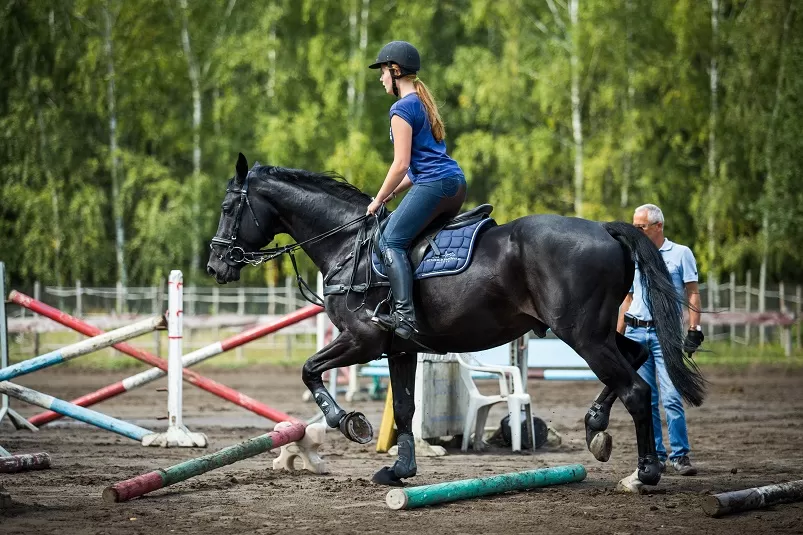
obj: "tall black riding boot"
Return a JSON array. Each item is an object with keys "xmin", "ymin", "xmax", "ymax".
[{"xmin": 371, "ymin": 248, "xmax": 418, "ymax": 339}]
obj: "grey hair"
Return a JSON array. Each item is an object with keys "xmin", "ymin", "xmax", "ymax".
[{"xmin": 634, "ymin": 203, "xmax": 664, "ymax": 225}]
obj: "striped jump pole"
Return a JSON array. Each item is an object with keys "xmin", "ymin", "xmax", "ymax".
[
  {"xmin": 0, "ymin": 444, "xmax": 51, "ymax": 474},
  {"xmin": 385, "ymin": 464, "xmax": 587, "ymax": 510},
  {"xmin": 702, "ymin": 480, "xmax": 803, "ymax": 518},
  {"xmin": 103, "ymin": 420, "xmax": 307, "ymax": 503},
  {"xmin": 0, "ymin": 315, "xmax": 165, "ymax": 382},
  {"xmin": 9, "ymin": 290, "xmax": 321, "ymax": 426},
  {"xmin": 0, "ymin": 381, "xmax": 154, "ymax": 442}
]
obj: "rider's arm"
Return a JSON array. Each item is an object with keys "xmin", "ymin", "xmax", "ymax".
[
  {"xmin": 685, "ymin": 281, "xmax": 701, "ymax": 329},
  {"xmin": 375, "ymin": 115, "xmax": 413, "ymax": 202},
  {"xmin": 617, "ymin": 293, "xmax": 633, "ymax": 334},
  {"xmin": 384, "ymin": 176, "xmax": 413, "ymax": 202}
]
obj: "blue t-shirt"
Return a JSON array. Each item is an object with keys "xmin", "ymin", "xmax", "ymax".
[
  {"xmin": 627, "ymin": 238, "xmax": 698, "ymax": 322},
  {"xmin": 389, "ymin": 94, "xmax": 463, "ymax": 183}
]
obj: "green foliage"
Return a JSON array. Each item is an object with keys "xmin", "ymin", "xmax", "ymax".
[{"xmin": 1, "ymin": 0, "xmax": 801, "ymax": 287}]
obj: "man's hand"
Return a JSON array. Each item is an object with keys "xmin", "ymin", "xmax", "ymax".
[{"xmin": 683, "ymin": 329, "xmax": 705, "ymax": 353}]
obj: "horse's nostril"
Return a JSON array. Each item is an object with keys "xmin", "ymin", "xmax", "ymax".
[{"xmin": 206, "ymin": 266, "xmax": 216, "ymax": 276}]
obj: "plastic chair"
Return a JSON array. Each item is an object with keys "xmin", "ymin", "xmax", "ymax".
[{"xmin": 455, "ymin": 353, "xmax": 534, "ymax": 452}]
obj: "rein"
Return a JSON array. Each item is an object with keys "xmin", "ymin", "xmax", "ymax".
[{"xmin": 209, "ymin": 172, "xmax": 385, "ymax": 307}]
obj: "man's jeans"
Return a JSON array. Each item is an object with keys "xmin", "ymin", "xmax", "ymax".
[{"xmin": 626, "ymin": 325, "xmax": 691, "ymax": 460}]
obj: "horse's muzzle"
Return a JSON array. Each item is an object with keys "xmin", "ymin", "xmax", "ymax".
[{"xmin": 206, "ymin": 262, "xmax": 240, "ymax": 284}]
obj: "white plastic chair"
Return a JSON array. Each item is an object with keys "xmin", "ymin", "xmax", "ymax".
[{"xmin": 455, "ymin": 353, "xmax": 533, "ymax": 452}]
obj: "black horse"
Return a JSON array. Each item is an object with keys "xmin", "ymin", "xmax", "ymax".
[{"xmin": 207, "ymin": 154, "xmax": 705, "ymax": 492}]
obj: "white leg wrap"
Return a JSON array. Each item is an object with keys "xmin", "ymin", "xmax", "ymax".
[{"xmin": 615, "ymin": 469, "xmax": 645, "ymax": 493}]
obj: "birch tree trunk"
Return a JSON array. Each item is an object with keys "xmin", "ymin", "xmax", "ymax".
[
  {"xmin": 707, "ymin": 0, "xmax": 719, "ymax": 264},
  {"xmin": 760, "ymin": 1, "xmax": 796, "ymax": 346},
  {"xmin": 569, "ymin": 0, "xmax": 584, "ymax": 217},
  {"xmin": 104, "ymin": 3, "xmax": 126, "ymax": 287},
  {"xmin": 179, "ymin": 0, "xmax": 202, "ymax": 277},
  {"xmin": 267, "ymin": 25, "xmax": 276, "ymax": 99},
  {"xmin": 355, "ymin": 0, "xmax": 370, "ymax": 126},
  {"xmin": 41, "ymin": 10, "xmax": 63, "ymax": 289},
  {"xmin": 621, "ymin": 0, "xmax": 634, "ymax": 209}
]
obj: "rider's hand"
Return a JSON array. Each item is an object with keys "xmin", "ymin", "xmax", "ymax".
[
  {"xmin": 366, "ymin": 198, "xmax": 384, "ymax": 215},
  {"xmin": 683, "ymin": 329, "xmax": 705, "ymax": 354}
]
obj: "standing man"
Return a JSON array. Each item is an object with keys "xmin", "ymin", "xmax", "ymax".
[{"xmin": 617, "ymin": 203, "xmax": 704, "ymax": 476}]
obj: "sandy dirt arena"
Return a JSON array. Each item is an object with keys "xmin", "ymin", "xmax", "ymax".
[{"xmin": 1, "ymin": 365, "xmax": 802, "ymax": 535}]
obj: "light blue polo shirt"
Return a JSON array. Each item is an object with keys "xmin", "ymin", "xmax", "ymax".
[{"xmin": 627, "ymin": 238, "xmax": 698, "ymax": 322}]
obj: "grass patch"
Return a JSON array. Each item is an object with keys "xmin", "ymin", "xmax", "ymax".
[{"xmin": 692, "ymin": 340, "xmax": 803, "ymax": 369}]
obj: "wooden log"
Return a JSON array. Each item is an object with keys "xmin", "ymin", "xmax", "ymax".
[
  {"xmin": 702, "ymin": 480, "xmax": 803, "ymax": 518},
  {"xmin": 0, "ymin": 452, "xmax": 51, "ymax": 474},
  {"xmin": 386, "ymin": 464, "xmax": 586, "ymax": 510}
]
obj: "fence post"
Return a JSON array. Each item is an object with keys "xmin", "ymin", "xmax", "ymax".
[
  {"xmin": 745, "ymin": 270, "xmax": 752, "ymax": 345},
  {"xmin": 706, "ymin": 272, "xmax": 714, "ymax": 338},
  {"xmin": 285, "ymin": 276, "xmax": 292, "ymax": 315},
  {"xmin": 153, "ymin": 279, "xmax": 165, "ymax": 357},
  {"xmin": 33, "ymin": 281, "xmax": 41, "ymax": 356},
  {"xmin": 759, "ymin": 264, "xmax": 766, "ymax": 348},
  {"xmin": 75, "ymin": 279, "xmax": 83, "ymax": 344},
  {"xmin": 780, "ymin": 282, "xmax": 791, "ymax": 357},
  {"xmin": 116, "ymin": 280, "xmax": 124, "ymax": 315},
  {"xmin": 237, "ymin": 287, "xmax": 246, "ymax": 361},
  {"xmin": 729, "ymin": 272, "xmax": 736, "ymax": 345},
  {"xmin": 797, "ymin": 285, "xmax": 801, "ymax": 350}
]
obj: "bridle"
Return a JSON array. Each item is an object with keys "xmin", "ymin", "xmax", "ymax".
[{"xmin": 209, "ymin": 172, "xmax": 376, "ymax": 306}]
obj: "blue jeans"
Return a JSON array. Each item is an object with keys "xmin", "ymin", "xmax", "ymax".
[
  {"xmin": 626, "ymin": 325, "xmax": 691, "ymax": 460},
  {"xmin": 379, "ymin": 176, "xmax": 467, "ymax": 254}
]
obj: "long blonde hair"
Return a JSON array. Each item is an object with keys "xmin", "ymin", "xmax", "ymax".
[
  {"xmin": 412, "ymin": 77, "xmax": 446, "ymax": 143},
  {"xmin": 392, "ymin": 66, "xmax": 445, "ymax": 143}
]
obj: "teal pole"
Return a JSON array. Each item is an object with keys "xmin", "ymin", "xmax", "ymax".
[{"xmin": 386, "ymin": 464, "xmax": 587, "ymax": 510}]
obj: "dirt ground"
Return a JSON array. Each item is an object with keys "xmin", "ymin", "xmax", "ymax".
[{"xmin": 1, "ymin": 365, "xmax": 802, "ymax": 535}]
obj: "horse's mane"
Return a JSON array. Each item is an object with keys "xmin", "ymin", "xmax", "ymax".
[{"xmin": 255, "ymin": 165, "xmax": 371, "ymax": 205}]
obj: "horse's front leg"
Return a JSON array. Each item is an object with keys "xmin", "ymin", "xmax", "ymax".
[
  {"xmin": 302, "ymin": 331, "xmax": 375, "ymax": 444},
  {"xmin": 372, "ymin": 352, "xmax": 417, "ymax": 487}
]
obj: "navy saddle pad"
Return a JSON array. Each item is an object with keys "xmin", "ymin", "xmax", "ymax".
[{"xmin": 371, "ymin": 217, "xmax": 495, "ymax": 280}]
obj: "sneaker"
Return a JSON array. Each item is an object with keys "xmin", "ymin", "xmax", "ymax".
[{"xmin": 670, "ymin": 455, "xmax": 698, "ymax": 476}]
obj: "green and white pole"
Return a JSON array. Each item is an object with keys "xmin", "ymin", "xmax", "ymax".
[{"xmin": 386, "ymin": 464, "xmax": 587, "ymax": 510}]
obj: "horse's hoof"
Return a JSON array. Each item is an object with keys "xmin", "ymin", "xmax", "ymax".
[
  {"xmin": 638, "ymin": 457, "xmax": 662, "ymax": 486},
  {"xmin": 589, "ymin": 431, "xmax": 612, "ymax": 462},
  {"xmin": 372, "ymin": 466, "xmax": 406, "ymax": 487},
  {"xmin": 615, "ymin": 469, "xmax": 646, "ymax": 494},
  {"xmin": 338, "ymin": 411, "xmax": 373, "ymax": 444}
]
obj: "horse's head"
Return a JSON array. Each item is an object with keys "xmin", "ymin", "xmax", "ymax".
[{"xmin": 206, "ymin": 153, "xmax": 285, "ymax": 284}]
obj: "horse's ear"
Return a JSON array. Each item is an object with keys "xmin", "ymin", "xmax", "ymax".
[{"xmin": 235, "ymin": 153, "xmax": 248, "ymax": 182}]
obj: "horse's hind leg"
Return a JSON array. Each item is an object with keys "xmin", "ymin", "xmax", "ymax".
[
  {"xmin": 585, "ymin": 333, "xmax": 650, "ymax": 462},
  {"xmin": 556, "ymin": 331, "xmax": 661, "ymax": 492},
  {"xmin": 372, "ymin": 352, "xmax": 418, "ymax": 487}
]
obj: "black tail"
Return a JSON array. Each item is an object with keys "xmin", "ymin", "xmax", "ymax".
[{"xmin": 603, "ymin": 221, "xmax": 706, "ymax": 406}]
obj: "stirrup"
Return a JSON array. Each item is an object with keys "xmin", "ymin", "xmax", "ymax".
[
  {"xmin": 370, "ymin": 311, "xmax": 394, "ymax": 331},
  {"xmin": 370, "ymin": 311, "xmax": 417, "ymax": 339}
]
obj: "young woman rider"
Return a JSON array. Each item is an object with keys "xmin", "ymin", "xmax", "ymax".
[{"xmin": 365, "ymin": 40, "xmax": 467, "ymax": 339}]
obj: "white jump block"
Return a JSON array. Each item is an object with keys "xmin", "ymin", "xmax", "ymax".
[
  {"xmin": 142, "ymin": 426, "xmax": 208, "ymax": 448},
  {"xmin": 272, "ymin": 421, "xmax": 328, "ymax": 474}
]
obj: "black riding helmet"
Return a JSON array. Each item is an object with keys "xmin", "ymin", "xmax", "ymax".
[{"xmin": 368, "ymin": 40, "xmax": 421, "ymax": 74}]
